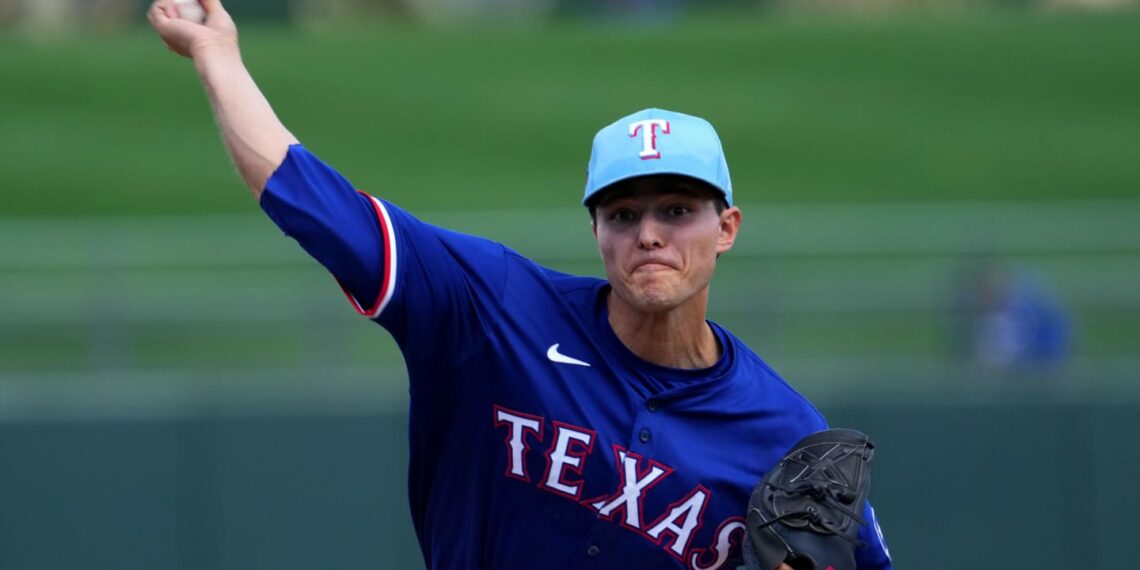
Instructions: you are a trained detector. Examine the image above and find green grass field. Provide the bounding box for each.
[1,11,1138,216]
[1,11,1138,398]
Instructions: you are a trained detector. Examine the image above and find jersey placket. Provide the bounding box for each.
[630,393,663,456]
[564,522,622,569]
[560,390,674,569]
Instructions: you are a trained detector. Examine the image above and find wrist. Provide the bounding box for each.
[191,38,241,70]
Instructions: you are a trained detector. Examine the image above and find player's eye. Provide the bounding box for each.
[666,205,691,218]
[610,209,637,223]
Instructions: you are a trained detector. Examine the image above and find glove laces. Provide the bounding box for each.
[754,480,868,547]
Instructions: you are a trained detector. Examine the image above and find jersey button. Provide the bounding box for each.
[587,545,600,557]
[639,428,651,443]
[647,399,660,412]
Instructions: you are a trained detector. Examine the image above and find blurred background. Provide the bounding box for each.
[1,0,1138,568]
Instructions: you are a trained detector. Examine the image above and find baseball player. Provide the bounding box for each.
[148,1,893,569]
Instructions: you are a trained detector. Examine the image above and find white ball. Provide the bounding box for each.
[172,0,206,24]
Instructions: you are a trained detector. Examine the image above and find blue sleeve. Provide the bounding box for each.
[374,202,511,380]
[260,144,384,310]
[258,144,511,384]
[855,502,893,569]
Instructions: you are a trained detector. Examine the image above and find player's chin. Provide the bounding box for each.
[624,282,683,312]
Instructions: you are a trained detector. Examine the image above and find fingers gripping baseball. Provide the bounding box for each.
[148,0,238,59]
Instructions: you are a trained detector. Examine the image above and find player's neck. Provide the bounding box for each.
[606,290,720,369]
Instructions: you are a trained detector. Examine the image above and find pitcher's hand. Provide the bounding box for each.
[147,0,238,59]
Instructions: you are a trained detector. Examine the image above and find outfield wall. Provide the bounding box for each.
[2,399,1134,569]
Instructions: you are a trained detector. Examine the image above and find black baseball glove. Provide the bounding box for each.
[742,428,874,570]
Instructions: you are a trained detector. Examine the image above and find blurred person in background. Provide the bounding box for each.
[558,0,683,22]
[0,0,137,33]
[953,261,1071,373]
[0,0,17,27]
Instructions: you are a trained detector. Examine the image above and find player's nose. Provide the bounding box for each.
[636,216,665,250]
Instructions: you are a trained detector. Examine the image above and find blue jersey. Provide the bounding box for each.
[260,145,892,570]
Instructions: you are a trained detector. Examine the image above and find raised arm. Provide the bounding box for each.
[148,0,390,308]
[147,0,298,196]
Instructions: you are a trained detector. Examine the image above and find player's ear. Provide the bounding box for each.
[716,206,741,255]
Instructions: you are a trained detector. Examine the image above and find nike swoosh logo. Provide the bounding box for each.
[546,343,591,367]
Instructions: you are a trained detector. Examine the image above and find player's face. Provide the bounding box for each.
[592,177,741,313]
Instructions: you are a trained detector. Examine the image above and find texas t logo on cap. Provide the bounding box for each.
[629,119,670,160]
[583,108,734,207]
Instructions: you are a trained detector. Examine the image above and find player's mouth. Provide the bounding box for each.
[631,260,677,273]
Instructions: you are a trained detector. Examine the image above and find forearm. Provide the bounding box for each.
[193,44,298,197]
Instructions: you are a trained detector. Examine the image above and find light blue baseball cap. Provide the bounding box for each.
[583,108,733,207]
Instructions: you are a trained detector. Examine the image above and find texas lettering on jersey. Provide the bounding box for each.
[495,405,745,570]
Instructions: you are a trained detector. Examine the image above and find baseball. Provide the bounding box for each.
[172,0,206,24]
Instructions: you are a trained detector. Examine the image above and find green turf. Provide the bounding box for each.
[1,11,1138,217]
[1,12,1137,392]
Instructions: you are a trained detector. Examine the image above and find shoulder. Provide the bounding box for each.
[717,324,829,429]
[502,249,607,296]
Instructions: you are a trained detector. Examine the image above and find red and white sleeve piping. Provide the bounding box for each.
[338,193,398,319]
